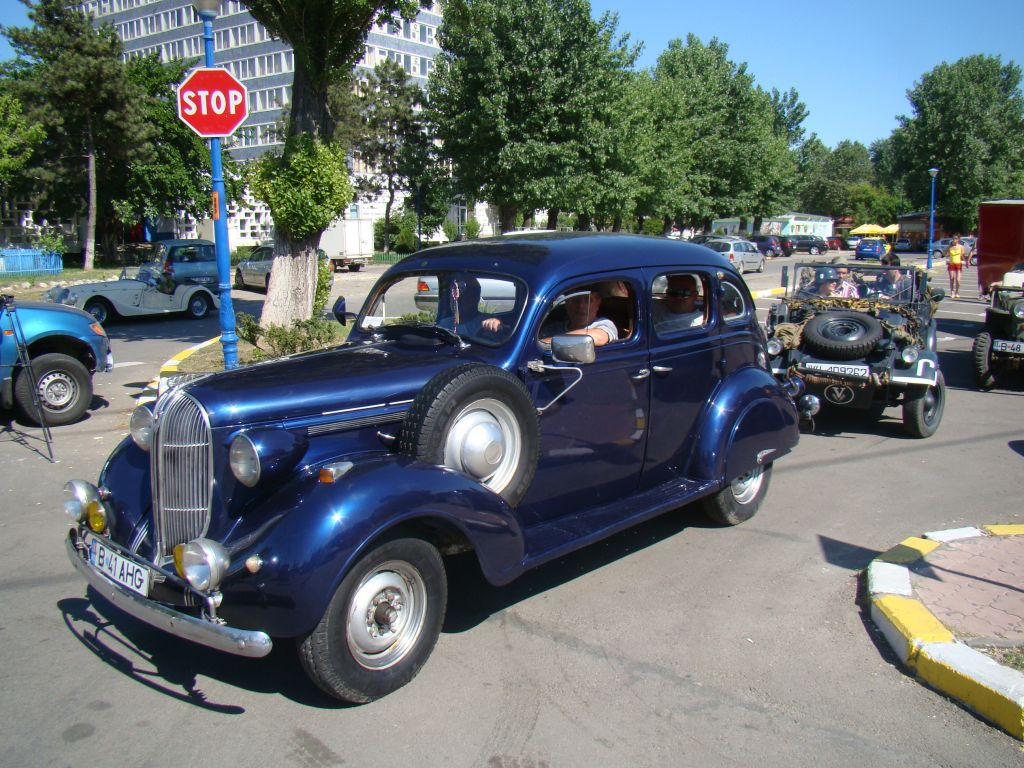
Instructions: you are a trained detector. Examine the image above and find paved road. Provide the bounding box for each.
[1,255,1021,767]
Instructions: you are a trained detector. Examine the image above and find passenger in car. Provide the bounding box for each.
[540,287,618,346]
[654,274,704,331]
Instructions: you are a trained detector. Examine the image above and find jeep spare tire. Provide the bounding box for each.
[802,311,884,360]
[400,364,540,506]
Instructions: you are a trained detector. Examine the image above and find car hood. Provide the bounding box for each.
[182,340,482,429]
[12,300,98,323]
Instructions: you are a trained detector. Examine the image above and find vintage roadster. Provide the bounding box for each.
[765,261,946,438]
[45,265,218,324]
[62,233,800,703]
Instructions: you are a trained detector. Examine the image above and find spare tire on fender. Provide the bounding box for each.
[399,364,540,506]
[802,311,883,360]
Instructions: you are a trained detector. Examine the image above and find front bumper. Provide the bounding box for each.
[65,528,272,658]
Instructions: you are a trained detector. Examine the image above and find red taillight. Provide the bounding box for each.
[163,258,173,274]
[417,280,429,292]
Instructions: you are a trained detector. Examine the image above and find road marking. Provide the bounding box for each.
[114,361,147,368]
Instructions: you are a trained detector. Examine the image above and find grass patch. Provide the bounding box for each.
[982,647,1024,672]
[178,321,351,373]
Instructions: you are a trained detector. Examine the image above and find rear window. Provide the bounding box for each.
[706,241,730,253]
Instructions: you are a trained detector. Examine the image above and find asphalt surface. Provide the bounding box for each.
[1,252,1022,767]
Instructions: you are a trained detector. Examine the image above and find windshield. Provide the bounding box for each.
[790,263,921,304]
[359,270,527,346]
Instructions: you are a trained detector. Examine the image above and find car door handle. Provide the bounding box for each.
[631,368,651,381]
[652,365,672,374]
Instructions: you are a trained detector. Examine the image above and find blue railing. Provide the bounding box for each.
[0,249,64,278]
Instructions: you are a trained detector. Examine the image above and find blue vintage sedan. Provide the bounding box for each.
[62,233,800,703]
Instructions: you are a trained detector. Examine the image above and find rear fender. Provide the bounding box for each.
[691,367,800,484]
[224,455,524,638]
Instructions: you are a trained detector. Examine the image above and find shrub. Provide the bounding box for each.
[236,311,347,360]
[313,253,332,316]
[464,218,481,239]
[442,218,458,242]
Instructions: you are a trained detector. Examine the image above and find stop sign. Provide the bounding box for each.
[177,68,248,138]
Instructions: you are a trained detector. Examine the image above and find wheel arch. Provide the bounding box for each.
[24,334,97,373]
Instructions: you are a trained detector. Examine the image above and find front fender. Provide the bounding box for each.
[219,455,524,638]
[691,367,799,484]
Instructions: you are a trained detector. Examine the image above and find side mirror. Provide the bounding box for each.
[332,295,357,326]
[930,287,946,302]
[551,334,595,365]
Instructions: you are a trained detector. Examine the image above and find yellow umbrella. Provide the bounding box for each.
[849,223,885,235]
[882,224,899,234]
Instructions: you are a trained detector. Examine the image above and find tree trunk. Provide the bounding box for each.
[662,216,672,236]
[499,204,517,234]
[546,208,560,230]
[259,236,320,327]
[612,215,622,232]
[752,216,763,234]
[289,65,335,140]
[84,133,97,271]
[383,191,395,253]
[577,213,592,231]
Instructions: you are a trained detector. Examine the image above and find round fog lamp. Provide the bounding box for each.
[766,338,783,356]
[1013,303,1024,319]
[86,501,108,533]
[901,346,920,364]
[130,406,155,451]
[177,539,229,591]
[63,480,99,523]
[229,433,261,487]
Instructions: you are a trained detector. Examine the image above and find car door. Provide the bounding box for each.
[245,246,272,286]
[641,268,722,490]
[743,242,759,270]
[516,273,650,524]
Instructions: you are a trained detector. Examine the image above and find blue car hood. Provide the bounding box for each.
[182,340,480,429]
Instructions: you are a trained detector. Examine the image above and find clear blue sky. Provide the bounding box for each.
[1,0,1021,149]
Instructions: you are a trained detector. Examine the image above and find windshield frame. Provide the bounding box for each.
[788,262,923,304]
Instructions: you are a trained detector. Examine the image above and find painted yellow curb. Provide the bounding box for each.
[984,524,1024,536]
[876,536,941,565]
[160,336,220,374]
[872,595,954,663]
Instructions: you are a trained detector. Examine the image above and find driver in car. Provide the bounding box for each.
[540,287,618,346]
[877,256,914,300]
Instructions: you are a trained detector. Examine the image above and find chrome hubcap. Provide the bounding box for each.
[346,562,427,670]
[443,398,521,493]
[730,465,764,505]
[38,372,77,410]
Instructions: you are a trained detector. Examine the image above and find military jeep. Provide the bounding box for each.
[973,269,1024,389]
[765,262,946,438]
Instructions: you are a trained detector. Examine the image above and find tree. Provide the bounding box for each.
[430,0,635,232]
[889,55,1024,231]
[242,0,426,325]
[354,59,427,252]
[798,139,873,218]
[0,92,43,195]
[770,87,808,148]
[2,0,151,268]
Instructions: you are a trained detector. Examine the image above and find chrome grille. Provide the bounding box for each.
[152,391,212,560]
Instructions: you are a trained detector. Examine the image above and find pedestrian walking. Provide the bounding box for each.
[947,234,964,298]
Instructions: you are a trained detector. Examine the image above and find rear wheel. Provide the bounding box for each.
[757,258,765,273]
[809,246,820,255]
[83,298,113,325]
[701,464,772,526]
[298,537,446,703]
[186,292,209,319]
[902,370,945,438]
[14,353,92,426]
[972,332,996,389]
[348,263,362,272]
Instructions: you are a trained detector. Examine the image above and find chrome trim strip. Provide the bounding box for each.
[308,411,407,436]
[322,402,387,416]
[66,532,272,658]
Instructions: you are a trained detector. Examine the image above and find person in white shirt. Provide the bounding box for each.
[540,288,618,346]
[654,274,704,331]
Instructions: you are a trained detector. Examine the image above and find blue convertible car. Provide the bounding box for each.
[63,233,800,702]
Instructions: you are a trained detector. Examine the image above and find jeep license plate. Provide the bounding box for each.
[86,534,151,597]
[802,362,870,379]
[993,340,1024,355]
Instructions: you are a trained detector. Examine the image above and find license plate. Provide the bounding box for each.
[803,361,870,379]
[993,339,1024,354]
[86,534,151,597]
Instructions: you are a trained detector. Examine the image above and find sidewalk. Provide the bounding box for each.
[866,526,1024,739]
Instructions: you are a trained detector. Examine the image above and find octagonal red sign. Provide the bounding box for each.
[177,68,248,138]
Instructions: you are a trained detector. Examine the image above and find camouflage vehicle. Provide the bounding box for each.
[973,268,1024,389]
[765,262,947,438]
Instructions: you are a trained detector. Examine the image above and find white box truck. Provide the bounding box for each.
[319,218,374,272]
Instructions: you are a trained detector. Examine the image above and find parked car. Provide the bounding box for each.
[704,238,765,274]
[894,238,912,252]
[764,262,946,438]
[151,239,218,286]
[779,235,798,256]
[844,235,862,250]
[854,238,888,260]
[751,234,785,257]
[45,264,217,323]
[827,236,844,251]
[962,236,978,265]
[789,235,829,255]
[972,269,1024,389]
[234,243,274,290]
[1,295,112,425]
[62,233,800,703]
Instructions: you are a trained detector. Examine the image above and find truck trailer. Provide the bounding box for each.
[977,200,1024,295]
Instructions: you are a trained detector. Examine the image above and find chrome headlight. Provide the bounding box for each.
[901,346,920,364]
[129,406,155,451]
[63,290,79,305]
[174,538,229,591]
[766,337,784,356]
[63,480,100,524]
[229,433,260,487]
[1013,303,1024,319]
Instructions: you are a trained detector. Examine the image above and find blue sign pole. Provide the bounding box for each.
[199,8,238,369]
[927,167,939,272]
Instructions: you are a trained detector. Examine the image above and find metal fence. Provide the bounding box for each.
[0,249,63,278]
[372,251,405,266]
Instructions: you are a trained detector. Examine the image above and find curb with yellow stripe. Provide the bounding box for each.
[866,525,1024,739]
[136,336,221,405]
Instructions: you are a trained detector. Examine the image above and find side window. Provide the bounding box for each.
[721,280,746,322]
[538,279,634,349]
[652,272,708,335]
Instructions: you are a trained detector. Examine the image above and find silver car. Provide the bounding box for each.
[703,238,765,274]
[234,244,274,291]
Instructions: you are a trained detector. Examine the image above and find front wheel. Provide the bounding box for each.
[84,298,113,325]
[234,269,244,289]
[902,370,945,438]
[14,353,92,426]
[348,263,362,272]
[186,292,209,319]
[972,332,996,390]
[700,463,772,526]
[757,258,765,273]
[298,538,447,703]
[809,246,820,255]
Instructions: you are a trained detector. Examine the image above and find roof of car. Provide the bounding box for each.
[388,232,735,287]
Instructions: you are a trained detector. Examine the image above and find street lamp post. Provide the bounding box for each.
[194,0,238,369]
[927,167,939,271]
